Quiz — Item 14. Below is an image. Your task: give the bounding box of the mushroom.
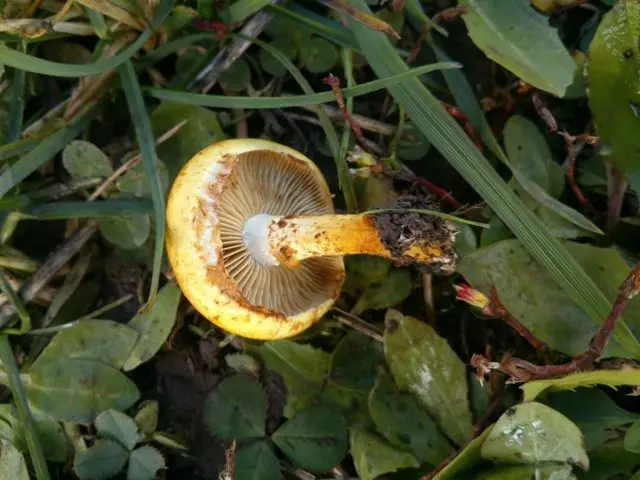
[166,138,458,340]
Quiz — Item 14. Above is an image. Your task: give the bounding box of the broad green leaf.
[368,369,453,464]
[545,388,639,450]
[318,382,370,425]
[523,369,640,401]
[329,332,384,390]
[458,239,639,357]
[259,38,298,77]
[273,404,348,472]
[578,439,640,480]
[475,464,575,480]
[25,359,140,424]
[73,439,129,480]
[32,319,138,371]
[432,427,493,480]
[123,283,181,371]
[62,140,113,179]
[127,445,165,480]
[134,400,159,436]
[625,420,640,453]
[455,224,478,257]
[504,116,564,197]
[249,340,329,417]
[587,0,640,175]
[343,255,392,294]
[219,58,252,92]
[99,215,151,250]
[459,0,575,96]
[0,439,29,480]
[481,402,589,470]
[300,37,338,73]
[349,426,419,480]
[383,309,473,445]
[353,268,412,314]
[235,441,283,480]
[202,375,266,440]
[116,158,169,198]
[95,410,142,451]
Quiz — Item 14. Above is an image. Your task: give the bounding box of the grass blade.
[10,199,154,219]
[145,61,460,109]
[347,4,640,357]
[220,0,272,23]
[118,60,165,305]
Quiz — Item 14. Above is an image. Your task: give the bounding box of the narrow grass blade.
[347,5,640,357]
[118,60,165,305]
[0,269,31,333]
[220,0,272,23]
[11,199,154,219]
[0,0,172,77]
[8,45,26,143]
[135,33,215,71]
[85,6,110,39]
[145,61,460,109]
[0,106,98,199]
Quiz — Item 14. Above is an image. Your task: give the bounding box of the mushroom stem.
[242,213,454,268]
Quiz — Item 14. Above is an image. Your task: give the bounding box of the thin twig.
[332,307,384,342]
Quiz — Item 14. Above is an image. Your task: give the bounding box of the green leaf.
[249,340,329,417]
[32,319,138,371]
[219,0,272,24]
[475,464,575,480]
[383,309,473,446]
[368,369,453,464]
[202,375,267,440]
[300,37,338,73]
[458,239,639,358]
[459,0,576,96]
[522,369,640,401]
[62,140,113,179]
[432,427,493,480]
[236,441,284,480]
[272,404,348,472]
[151,431,188,451]
[259,38,298,77]
[343,255,392,294]
[116,158,169,198]
[544,388,639,451]
[349,426,419,480]
[353,268,413,315]
[15,199,154,219]
[25,359,140,424]
[481,402,589,470]
[586,0,640,175]
[127,445,165,480]
[99,215,151,250]
[123,283,181,371]
[219,58,252,92]
[625,420,640,453]
[329,332,384,390]
[0,439,29,480]
[95,410,142,451]
[348,0,640,360]
[73,439,129,480]
[578,439,640,480]
[134,400,159,436]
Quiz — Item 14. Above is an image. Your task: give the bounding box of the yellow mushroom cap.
[165,139,345,340]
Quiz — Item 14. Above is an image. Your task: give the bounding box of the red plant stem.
[323,74,370,151]
[562,132,600,216]
[441,103,484,151]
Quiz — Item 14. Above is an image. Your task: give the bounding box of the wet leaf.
[95,410,142,451]
[62,140,113,179]
[99,215,151,250]
[545,388,639,450]
[625,420,640,453]
[202,375,266,440]
[432,427,493,480]
[460,0,576,96]
[235,441,283,480]
[0,439,29,480]
[123,283,181,371]
[127,445,165,480]
[249,340,329,417]
[134,400,159,436]
[329,331,384,390]
[273,404,348,472]
[368,369,453,464]
[300,37,338,73]
[349,426,419,480]
[353,268,413,314]
[579,439,640,480]
[259,38,298,77]
[32,319,138,371]
[383,309,473,445]
[475,464,575,479]
[481,402,589,470]
[73,439,129,480]
[343,255,392,294]
[587,0,640,175]
[219,58,252,92]
[25,359,140,424]
[459,239,640,358]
